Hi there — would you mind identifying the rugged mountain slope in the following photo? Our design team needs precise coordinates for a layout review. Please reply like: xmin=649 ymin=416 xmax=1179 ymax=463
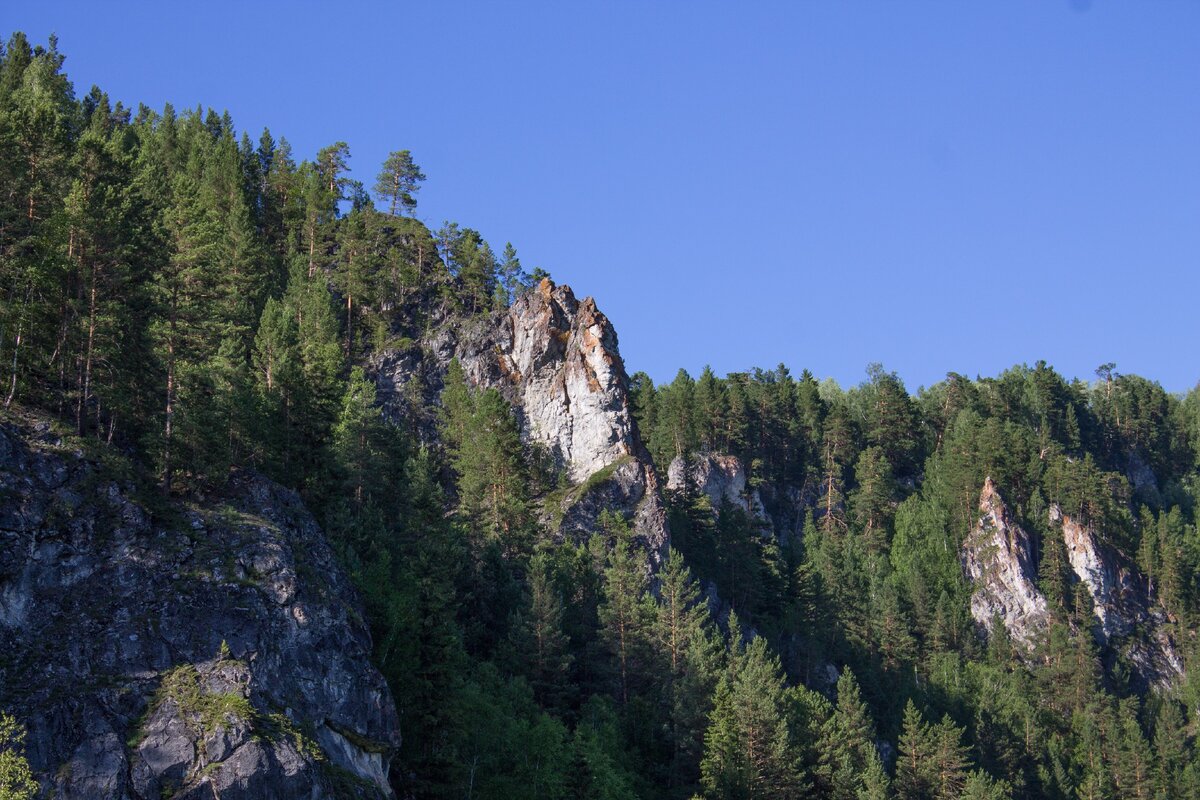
xmin=960 ymin=478 xmax=1181 ymax=687
xmin=371 ymin=278 xmax=668 ymax=559
xmin=0 ymin=413 xmax=400 ymax=799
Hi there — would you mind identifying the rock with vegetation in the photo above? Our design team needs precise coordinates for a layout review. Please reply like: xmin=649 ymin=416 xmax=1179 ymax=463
xmin=372 ymin=278 xmax=668 ymax=558
xmin=1052 ymin=503 xmax=1183 ymax=686
xmin=666 ymin=452 xmax=766 ymax=520
xmin=961 ymin=477 xmax=1051 ymax=648
xmin=0 ymin=412 xmax=399 ymax=799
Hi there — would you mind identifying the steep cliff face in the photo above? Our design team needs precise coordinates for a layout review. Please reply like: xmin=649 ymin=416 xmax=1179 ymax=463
xmin=372 ymin=279 xmax=668 ymax=558
xmin=0 ymin=414 xmax=400 ymax=799
xmin=666 ymin=453 xmax=766 ymax=520
xmin=959 ymin=477 xmax=1181 ymax=687
xmin=961 ymin=478 xmax=1050 ymax=647
xmin=1052 ymin=504 xmax=1182 ymax=684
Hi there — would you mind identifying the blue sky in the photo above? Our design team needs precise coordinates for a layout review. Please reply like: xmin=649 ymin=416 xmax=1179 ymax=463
xmin=9 ymin=2 xmax=1199 ymax=392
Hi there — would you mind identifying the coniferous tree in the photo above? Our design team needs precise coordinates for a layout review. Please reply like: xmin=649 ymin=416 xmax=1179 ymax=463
xmin=0 ymin=711 xmax=37 ymax=800
xmin=654 ymin=548 xmax=720 ymax=795
xmin=960 ymin=770 xmax=1013 ymax=800
xmin=816 ymin=668 xmax=884 ymax=800
xmin=895 ymin=699 xmax=934 ymax=800
xmin=850 ymin=445 xmax=895 ymax=553
xmin=596 ymin=513 xmax=655 ymax=706
xmin=504 ymin=552 xmax=574 ymax=711
xmin=374 ymin=149 xmax=425 ymax=216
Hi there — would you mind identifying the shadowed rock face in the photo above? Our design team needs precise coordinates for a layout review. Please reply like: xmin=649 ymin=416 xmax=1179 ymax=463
xmin=0 ymin=415 xmax=400 ymax=799
xmin=961 ymin=478 xmax=1051 ymax=647
xmin=666 ymin=453 xmax=766 ymax=520
xmin=1053 ymin=504 xmax=1183 ymax=685
xmin=371 ymin=279 xmax=668 ymax=560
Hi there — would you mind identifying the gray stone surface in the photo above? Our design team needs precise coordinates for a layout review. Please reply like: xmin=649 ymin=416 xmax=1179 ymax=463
xmin=666 ymin=453 xmax=766 ymax=520
xmin=0 ymin=414 xmax=400 ymax=798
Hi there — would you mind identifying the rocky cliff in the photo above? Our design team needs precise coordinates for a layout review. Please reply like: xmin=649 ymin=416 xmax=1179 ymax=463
xmin=666 ymin=453 xmax=766 ymax=520
xmin=0 ymin=413 xmax=400 ymax=799
xmin=1052 ymin=504 xmax=1183 ymax=684
xmin=960 ymin=478 xmax=1181 ymax=687
xmin=371 ymin=279 xmax=668 ymax=559
xmin=961 ymin=478 xmax=1050 ymax=648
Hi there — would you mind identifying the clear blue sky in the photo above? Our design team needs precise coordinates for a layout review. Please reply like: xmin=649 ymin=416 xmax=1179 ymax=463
xmin=9 ymin=2 xmax=1199 ymax=392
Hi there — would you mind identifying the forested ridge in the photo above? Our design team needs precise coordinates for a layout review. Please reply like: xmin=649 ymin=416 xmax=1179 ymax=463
xmin=3 ymin=32 xmax=1200 ymax=799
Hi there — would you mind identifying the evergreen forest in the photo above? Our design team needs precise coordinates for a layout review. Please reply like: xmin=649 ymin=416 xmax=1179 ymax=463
xmin=3 ymin=33 xmax=1200 ymax=800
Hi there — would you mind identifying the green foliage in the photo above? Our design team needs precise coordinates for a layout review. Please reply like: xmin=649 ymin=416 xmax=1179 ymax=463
xmin=374 ymin=149 xmax=424 ymax=216
xmin=595 ymin=512 xmax=655 ymax=706
xmin=700 ymin=633 xmax=805 ymax=799
xmin=815 ymin=668 xmax=885 ymax=800
xmin=0 ymin=712 xmax=37 ymax=800
xmin=440 ymin=361 xmax=532 ymax=553
xmin=143 ymin=663 xmax=254 ymax=742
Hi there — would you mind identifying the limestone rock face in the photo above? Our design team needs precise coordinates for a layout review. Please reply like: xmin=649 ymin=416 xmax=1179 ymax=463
xmin=958 ymin=475 xmax=1182 ymax=688
xmin=0 ymin=414 xmax=400 ymax=799
xmin=1053 ymin=504 xmax=1182 ymax=686
xmin=666 ymin=453 xmax=765 ymax=519
xmin=371 ymin=279 xmax=668 ymax=558
xmin=961 ymin=478 xmax=1050 ymax=647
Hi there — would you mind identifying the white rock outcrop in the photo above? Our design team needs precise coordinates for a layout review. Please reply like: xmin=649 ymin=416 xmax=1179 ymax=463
xmin=961 ymin=478 xmax=1050 ymax=647
xmin=959 ymin=476 xmax=1182 ymax=687
xmin=1052 ymin=504 xmax=1182 ymax=684
xmin=371 ymin=279 xmax=668 ymax=558
xmin=485 ymin=280 xmax=637 ymax=483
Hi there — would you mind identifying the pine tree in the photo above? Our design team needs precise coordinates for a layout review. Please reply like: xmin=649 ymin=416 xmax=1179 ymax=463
xmin=443 ymin=379 xmax=531 ymax=552
xmin=895 ymin=699 xmax=934 ymax=800
xmin=819 ymin=405 xmax=854 ymax=532
xmin=1114 ymin=698 xmax=1152 ymax=800
xmin=654 ymin=548 xmax=719 ymax=795
xmin=506 ymin=552 xmax=574 ymax=710
xmin=816 ymin=668 xmax=884 ymax=800
xmin=62 ymin=97 xmax=154 ymax=442
xmin=650 ymin=369 xmax=698 ymax=465
xmin=374 ymin=149 xmax=425 ymax=216
xmin=1152 ymin=699 xmax=1187 ymax=800
xmin=496 ymin=242 xmax=527 ymax=306
xmin=150 ymin=150 xmax=225 ymax=489
xmin=334 ymin=205 xmax=380 ymax=359
xmin=331 ymin=366 xmax=391 ymax=509
xmin=570 ymin=696 xmax=641 ymax=800
xmin=857 ymin=758 xmax=891 ymax=800
xmin=253 ymin=262 xmax=343 ymax=488
xmin=960 ymin=770 xmax=1013 ymax=800
xmin=453 ymin=228 xmax=497 ymax=314
xmin=929 ymin=713 xmax=971 ymax=800
xmin=700 ymin=676 xmax=749 ymax=800
xmin=729 ymin=636 xmax=806 ymax=798
xmin=694 ymin=366 xmax=728 ymax=452
xmin=850 ymin=445 xmax=894 ymax=552
xmin=596 ymin=513 xmax=655 ymax=707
